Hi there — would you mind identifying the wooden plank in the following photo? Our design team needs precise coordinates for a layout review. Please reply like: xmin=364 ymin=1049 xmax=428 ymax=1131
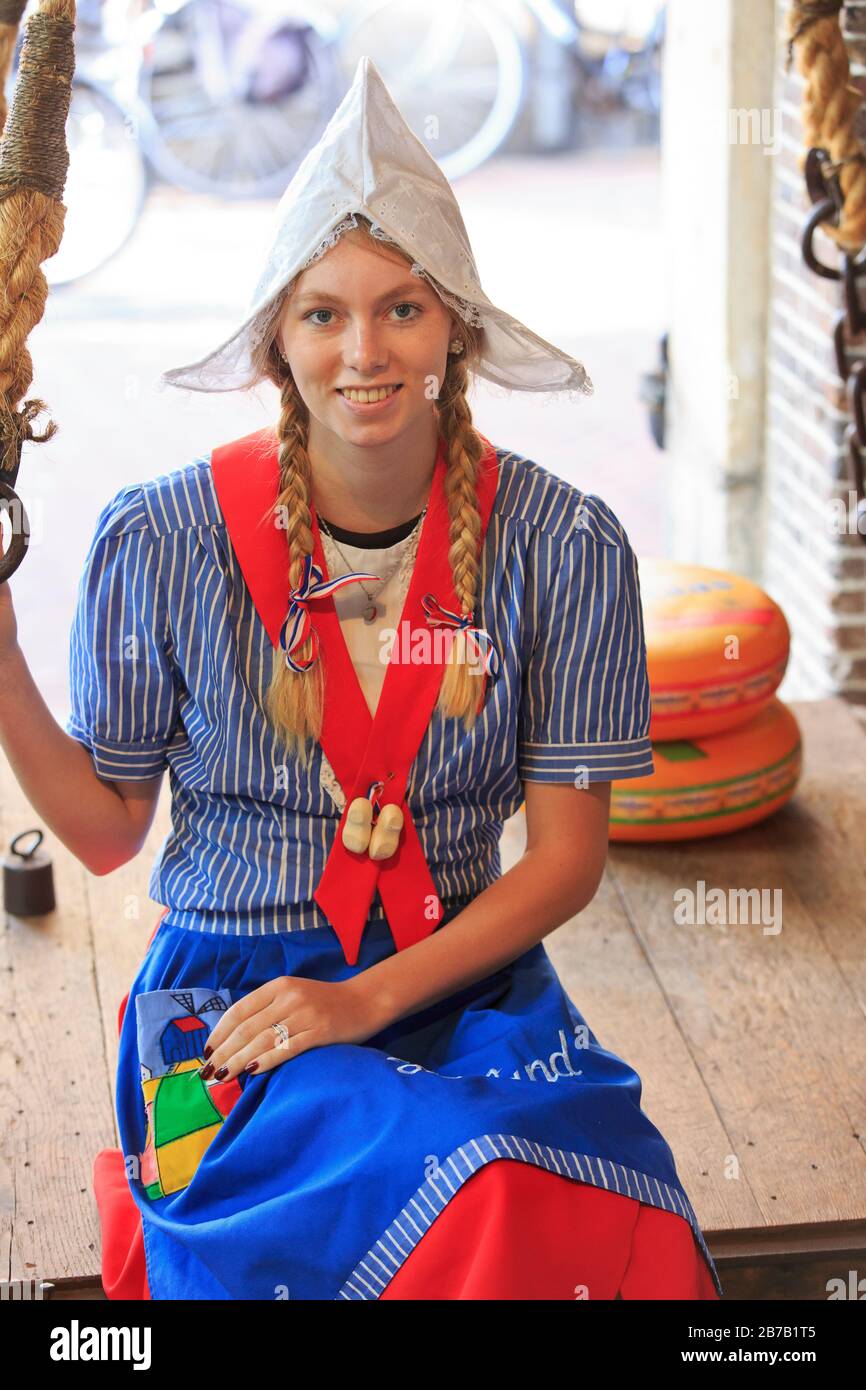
xmin=716 ymin=1251 xmax=866 ymax=1301
xmin=711 ymin=1217 xmax=866 ymax=1261
xmin=606 ymin=697 xmax=866 ymax=1234
xmin=759 ymin=697 xmax=866 ymax=1004
xmin=0 ymin=756 xmax=111 ymax=1285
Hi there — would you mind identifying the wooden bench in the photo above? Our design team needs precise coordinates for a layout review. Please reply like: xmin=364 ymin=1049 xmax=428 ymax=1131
xmin=1 ymin=697 xmax=864 ymax=1300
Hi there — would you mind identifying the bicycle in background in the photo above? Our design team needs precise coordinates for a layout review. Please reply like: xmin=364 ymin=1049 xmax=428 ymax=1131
xmin=5 ymin=0 xmax=665 ymax=287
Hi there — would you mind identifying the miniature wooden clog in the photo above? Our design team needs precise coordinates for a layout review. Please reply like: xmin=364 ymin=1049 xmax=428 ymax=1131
xmin=342 ymin=796 xmax=374 ymax=853
xmin=368 ymin=803 xmax=404 ymax=861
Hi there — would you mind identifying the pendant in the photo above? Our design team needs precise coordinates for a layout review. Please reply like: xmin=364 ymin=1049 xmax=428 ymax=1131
xmin=368 ymin=803 xmax=404 ymax=861
xmin=342 ymin=796 xmax=374 ymax=853
xmin=363 ymin=603 xmax=378 ymax=624
xmin=341 ymin=796 xmax=404 ymax=859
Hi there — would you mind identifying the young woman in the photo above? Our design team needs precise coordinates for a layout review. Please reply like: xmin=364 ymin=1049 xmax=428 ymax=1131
xmin=0 ymin=59 xmax=722 ymax=1300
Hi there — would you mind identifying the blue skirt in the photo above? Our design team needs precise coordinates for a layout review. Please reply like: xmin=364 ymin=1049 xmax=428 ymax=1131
xmin=115 ymin=905 xmax=723 ymax=1300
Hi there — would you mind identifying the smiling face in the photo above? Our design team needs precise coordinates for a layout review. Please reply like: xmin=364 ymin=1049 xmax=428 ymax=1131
xmin=275 ymin=230 xmax=459 ymax=448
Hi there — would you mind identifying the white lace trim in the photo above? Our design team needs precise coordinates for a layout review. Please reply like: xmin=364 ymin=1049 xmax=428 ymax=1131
xmin=319 ymin=751 xmax=347 ymax=813
xmin=299 ymin=212 xmax=483 ymax=328
xmin=316 ymin=516 xmax=426 ymax=814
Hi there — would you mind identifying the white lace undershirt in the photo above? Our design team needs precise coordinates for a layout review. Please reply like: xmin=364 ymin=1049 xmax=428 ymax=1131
xmin=317 ymin=518 xmax=425 ymax=813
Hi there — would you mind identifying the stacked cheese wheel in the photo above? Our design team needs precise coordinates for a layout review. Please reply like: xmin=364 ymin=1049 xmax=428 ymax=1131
xmin=609 ymin=559 xmax=802 ymax=842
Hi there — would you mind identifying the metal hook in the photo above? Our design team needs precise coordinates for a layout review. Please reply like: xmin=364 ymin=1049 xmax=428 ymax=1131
xmin=0 ymin=428 xmax=28 ymax=584
xmin=0 ymin=479 xmax=29 ymax=584
xmin=10 ymin=828 xmax=43 ymax=859
xmin=801 ymin=196 xmax=842 ymax=280
xmin=841 ymin=250 xmax=866 ymax=333
xmin=803 ymin=147 xmax=845 ymax=213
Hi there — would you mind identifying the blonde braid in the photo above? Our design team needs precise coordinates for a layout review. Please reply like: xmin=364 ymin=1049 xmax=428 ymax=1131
xmin=262 ymin=373 xmax=323 ymax=768
xmin=434 ymin=350 xmax=489 ymax=729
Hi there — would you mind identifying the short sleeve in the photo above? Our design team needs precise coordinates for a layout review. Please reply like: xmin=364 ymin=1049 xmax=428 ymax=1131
xmin=66 ymin=484 xmax=180 ymax=781
xmin=518 ymin=503 xmax=654 ymax=785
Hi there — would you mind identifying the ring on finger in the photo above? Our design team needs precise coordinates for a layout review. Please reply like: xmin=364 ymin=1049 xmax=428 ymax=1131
xmin=271 ymin=1020 xmax=291 ymax=1050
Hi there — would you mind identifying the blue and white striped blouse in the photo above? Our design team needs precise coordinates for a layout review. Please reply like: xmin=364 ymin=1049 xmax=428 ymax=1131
xmin=65 ymin=445 xmax=654 ymax=935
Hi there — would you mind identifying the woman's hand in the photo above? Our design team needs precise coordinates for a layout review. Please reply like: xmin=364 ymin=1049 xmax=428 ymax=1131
xmin=198 ymin=974 xmax=388 ymax=1082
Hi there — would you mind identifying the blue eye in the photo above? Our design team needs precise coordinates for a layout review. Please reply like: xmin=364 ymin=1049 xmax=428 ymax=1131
xmin=304 ymin=302 xmax=422 ymax=326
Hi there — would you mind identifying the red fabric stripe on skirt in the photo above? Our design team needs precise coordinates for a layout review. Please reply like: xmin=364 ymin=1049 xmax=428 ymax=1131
xmin=93 ymin=1145 xmax=717 ymax=1301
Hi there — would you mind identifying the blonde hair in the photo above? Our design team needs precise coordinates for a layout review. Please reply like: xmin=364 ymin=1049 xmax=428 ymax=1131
xmin=249 ymin=216 xmax=490 ymax=769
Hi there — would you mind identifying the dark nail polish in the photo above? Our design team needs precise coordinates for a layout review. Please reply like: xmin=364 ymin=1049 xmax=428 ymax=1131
xmin=214 ymin=1065 xmax=229 ymax=1080
xmin=203 ymin=1044 xmax=213 ymax=1060
xmin=199 ymin=1063 xmax=214 ymax=1080
xmin=244 ymin=1061 xmax=259 ymax=1074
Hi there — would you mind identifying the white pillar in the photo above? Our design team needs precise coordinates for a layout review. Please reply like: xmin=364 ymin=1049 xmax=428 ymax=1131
xmin=661 ymin=0 xmax=777 ymax=576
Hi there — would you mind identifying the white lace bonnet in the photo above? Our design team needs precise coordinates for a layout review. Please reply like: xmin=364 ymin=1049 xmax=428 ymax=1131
xmin=156 ymin=56 xmax=593 ymax=399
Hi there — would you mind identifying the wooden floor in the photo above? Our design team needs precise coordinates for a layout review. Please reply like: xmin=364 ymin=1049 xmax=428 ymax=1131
xmin=1 ymin=697 xmax=864 ymax=1300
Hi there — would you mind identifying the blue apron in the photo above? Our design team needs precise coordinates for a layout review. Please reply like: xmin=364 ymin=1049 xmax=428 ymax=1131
xmin=118 ymin=906 xmax=722 ymax=1299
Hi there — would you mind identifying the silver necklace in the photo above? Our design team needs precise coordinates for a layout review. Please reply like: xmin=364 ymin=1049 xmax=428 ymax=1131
xmin=317 ymin=508 xmax=427 ymax=623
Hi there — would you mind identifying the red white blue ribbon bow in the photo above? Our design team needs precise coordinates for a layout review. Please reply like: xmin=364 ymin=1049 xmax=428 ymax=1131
xmin=421 ymin=592 xmax=500 ymax=681
xmin=280 ymin=554 xmax=382 ymax=673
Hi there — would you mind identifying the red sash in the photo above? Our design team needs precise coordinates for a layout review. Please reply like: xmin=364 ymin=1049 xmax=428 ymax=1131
xmin=211 ymin=426 xmax=500 ymax=965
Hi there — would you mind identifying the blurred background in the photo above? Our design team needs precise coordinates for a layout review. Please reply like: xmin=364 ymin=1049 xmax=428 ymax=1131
xmin=7 ymin=0 xmax=665 ymax=714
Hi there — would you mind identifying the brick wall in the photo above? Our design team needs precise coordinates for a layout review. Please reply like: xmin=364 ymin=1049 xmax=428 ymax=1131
xmin=765 ymin=0 xmax=866 ymax=718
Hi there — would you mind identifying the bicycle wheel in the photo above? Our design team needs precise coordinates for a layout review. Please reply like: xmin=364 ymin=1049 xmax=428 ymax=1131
xmin=336 ymin=0 xmax=526 ymax=180
xmin=44 ymin=81 xmax=149 ymax=288
xmin=138 ymin=0 xmax=342 ymax=200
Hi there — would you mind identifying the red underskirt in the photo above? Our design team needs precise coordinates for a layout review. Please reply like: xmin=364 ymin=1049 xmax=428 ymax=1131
xmin=94 ymin=1145 xmax=717 ymax=1301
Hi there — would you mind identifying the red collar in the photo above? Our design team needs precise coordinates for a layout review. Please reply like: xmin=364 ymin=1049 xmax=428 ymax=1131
xmin=212 ymin=427 xmax=500 ymax=963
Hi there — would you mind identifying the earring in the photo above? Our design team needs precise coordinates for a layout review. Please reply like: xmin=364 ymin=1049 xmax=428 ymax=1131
xmin=449 ymin=339 xmax=464 ymax=355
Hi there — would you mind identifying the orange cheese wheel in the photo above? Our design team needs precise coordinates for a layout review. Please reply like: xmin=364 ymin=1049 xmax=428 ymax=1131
xmin=609 ymin=697 xmax=801 ymax=842
xmin=639 ymin=557 xmax=790 ymax=740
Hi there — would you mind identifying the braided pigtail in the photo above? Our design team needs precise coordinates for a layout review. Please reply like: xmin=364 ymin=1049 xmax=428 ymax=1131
xmin=261 ymin=363 xmax=324 ymax=769
xmin=434 ymin=349 xmax=489 ymax=730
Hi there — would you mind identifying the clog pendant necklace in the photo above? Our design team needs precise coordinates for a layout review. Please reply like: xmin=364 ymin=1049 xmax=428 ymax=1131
xmin=318 ymin=505 xmax=426 ymax=857
xmin=342 ymin=779 xmax=405 ymax=859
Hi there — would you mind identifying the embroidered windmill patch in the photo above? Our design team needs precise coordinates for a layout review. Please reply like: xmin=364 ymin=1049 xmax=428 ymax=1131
xmin=134 ymin=988 xmax=243 ymax=1200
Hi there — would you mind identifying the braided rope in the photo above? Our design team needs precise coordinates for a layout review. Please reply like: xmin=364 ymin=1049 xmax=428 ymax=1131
xmin=786 ymin=0 xmax=866 ymax=253
xmin=0 ymin=0 xmax=28 ymax=138
xmin=0 ymin=0 xmax=74 ymax=478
